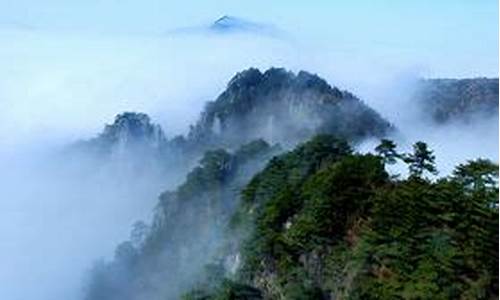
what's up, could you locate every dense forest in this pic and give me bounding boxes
[82,68,499,300]
[84,134,498,299]
[182,136,498,299]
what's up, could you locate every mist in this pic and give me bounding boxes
[0,25,305,300]
[0,3,498,299]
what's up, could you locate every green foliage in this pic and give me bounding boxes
[85,134,499,300]
[224,137,498,299]
[241,135,352,206]
[375,139,399,164]
[233,136,354,277]
[234,139,276,163]
[350,172,498,299]
[404,141,438,177]
[285,154,387,251]
[453,159,499,191]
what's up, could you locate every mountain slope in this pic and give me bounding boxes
[185,68,392,151]
[415,78,499,123]
[185,137,499,300]
[84,140,280,300]
[83,132,499,300]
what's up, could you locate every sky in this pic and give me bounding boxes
[0,0,498,78]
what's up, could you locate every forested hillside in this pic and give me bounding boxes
[184,136,499,300]
[85,135,498,300]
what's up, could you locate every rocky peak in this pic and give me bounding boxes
[99,112,166,148]
[187,67,391,149]
[225,68,342,100]
[76,112,167,159]
[226,68,263,89]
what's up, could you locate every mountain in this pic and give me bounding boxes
[169,16,283,37]
[184,68,392,151]
[75,112,167,158]
[65,112,179,187]
[210,16,263,32]
[415,78,499,123]
[74,68,392,163]
[209,16,277,35]
[80,68,393,300]
[79,68,498,300]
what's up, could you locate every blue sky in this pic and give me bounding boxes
[1,1,498,76]
[1,0,498,76]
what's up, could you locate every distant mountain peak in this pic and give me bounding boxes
[167,15,286,39]
[213,15,239,25]
[101,112,166,148]
[73,112,167,159]
[210,15,258,31]
[209,15,272,34]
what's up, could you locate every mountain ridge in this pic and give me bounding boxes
[74,67,393,162]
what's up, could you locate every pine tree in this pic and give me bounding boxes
[405,141,438,177]
[375,139,399,164]
[453,158,498,192]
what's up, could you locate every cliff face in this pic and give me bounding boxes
[415,78,499,123]
[186,68,392,150]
